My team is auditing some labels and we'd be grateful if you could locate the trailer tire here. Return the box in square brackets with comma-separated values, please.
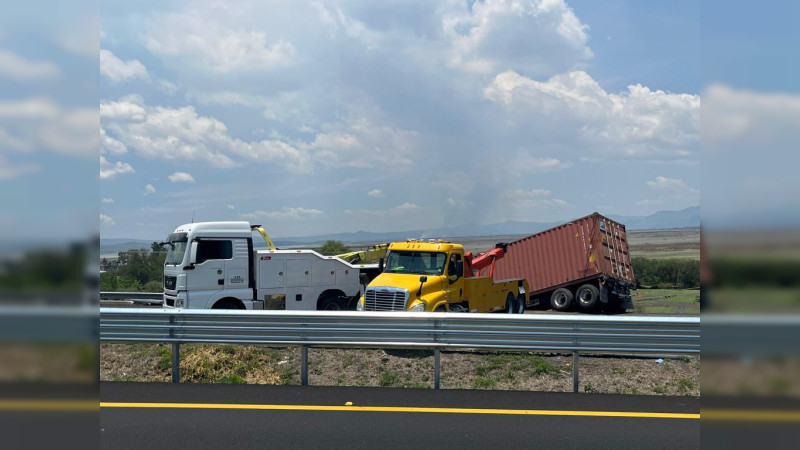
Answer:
[318, 295, 346, 311]
[576, 284, 600, 311]
[550, 288, 573, 312]
[505, 293, 516, 314]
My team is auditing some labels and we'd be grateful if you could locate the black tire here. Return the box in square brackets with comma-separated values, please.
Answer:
[516, 294, 526, 314]
[319, 296, 346, 311]
[576, 284, 600, 311]
[434, 305, 447, 312]
[505, 293, 516, 314]
[550, 288, 573, 312]
[212, 299, 244, 309]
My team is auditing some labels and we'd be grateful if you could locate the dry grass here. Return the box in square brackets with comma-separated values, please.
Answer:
[101, 344, 700, 396]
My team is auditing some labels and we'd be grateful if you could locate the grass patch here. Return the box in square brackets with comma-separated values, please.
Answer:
[677, 378, 696, 394]
[583, 383, 596, 393]
[473, 376, 497, 389]
[180, 345, 282, 384]
[379, 370, 401, 387]
[653, 384, 668, 394]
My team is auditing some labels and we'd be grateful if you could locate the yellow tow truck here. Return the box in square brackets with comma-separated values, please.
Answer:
[357, 240, 529, 313]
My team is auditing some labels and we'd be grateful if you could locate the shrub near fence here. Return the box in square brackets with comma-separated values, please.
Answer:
[631, 257, 700, 289]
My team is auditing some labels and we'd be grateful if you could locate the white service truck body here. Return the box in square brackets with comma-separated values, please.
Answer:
[162, 221, 378, 310]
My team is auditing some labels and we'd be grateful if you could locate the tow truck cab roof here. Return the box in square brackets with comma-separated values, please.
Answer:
[172, 221, 251, 237]
[388, 241, 464, 253]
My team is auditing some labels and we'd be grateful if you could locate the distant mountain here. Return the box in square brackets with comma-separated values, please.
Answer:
[101, 206, 701, 251]
[610, 206, 700, 231]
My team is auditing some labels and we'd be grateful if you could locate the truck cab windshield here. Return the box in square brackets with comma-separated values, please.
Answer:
[384, 251, 447, 275]
[164, 233, 189, 265]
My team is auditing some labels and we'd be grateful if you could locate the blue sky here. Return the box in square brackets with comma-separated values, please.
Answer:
[95, 0, 705, 240]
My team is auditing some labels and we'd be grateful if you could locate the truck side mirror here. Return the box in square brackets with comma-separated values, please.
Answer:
[378, 257, 385, 273]
[189, 241, 199, 265]
[417, 276, 427, 297]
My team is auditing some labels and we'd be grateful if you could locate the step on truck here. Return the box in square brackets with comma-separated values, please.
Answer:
[357, 239, 529, 313]
[482, 212, 636, 313]
[161, 221, 385, 310]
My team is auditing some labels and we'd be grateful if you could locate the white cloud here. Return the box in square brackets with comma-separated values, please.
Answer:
[57, 13, 100, 57]
[240, 207, 324, 221]
[484, 70, 699, 161]
[305, 118, 418, 170]
[100, 96, 147, 121]
[0, 49, 61, 81]
[346, 202, 422, 217]
[442, 0, 592, 75]
[514, 156, 573, 173]
[367, 189, 383, 198]
[100, 49, 149, 83]
[144, 184, 156, 195]
[0, 97, 97, 158]
[101, 128, 127, 155]
[226, 204, 235, 210]
[101, 198, 114, 204]
[168, 171, 196, 183]
[646, 176, 690, 191]
[637, 176, 699, 209]
[100, 156, 135, 180]
[101, 97, 311, 172]
[100, 214, 115, 226]
[144, 5, 295, 74]
[0, 155, 39, 180]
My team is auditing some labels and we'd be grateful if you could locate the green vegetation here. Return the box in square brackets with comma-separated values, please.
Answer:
[101, 249, 166, 292]
[632, 257, 700, 289]
[379, 370, 401, 387]
[316, 240, 351, 256]
[677, 378, 696, 394]
[0, 243, 89, 292]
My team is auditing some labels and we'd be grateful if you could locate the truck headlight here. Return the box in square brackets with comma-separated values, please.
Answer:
[357, 298, 364, 311]
[408, 303, 426, 312]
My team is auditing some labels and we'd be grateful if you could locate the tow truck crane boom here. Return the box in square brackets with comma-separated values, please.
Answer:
[464, 243, 508, 278]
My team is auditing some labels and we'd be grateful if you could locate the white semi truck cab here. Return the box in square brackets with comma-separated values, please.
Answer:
[162, 221, 380, 310]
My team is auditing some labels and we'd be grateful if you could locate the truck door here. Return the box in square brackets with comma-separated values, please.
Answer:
[224, 239, 249, 290]
[445, 252, 465, 304]
[187, 239, 231, 307]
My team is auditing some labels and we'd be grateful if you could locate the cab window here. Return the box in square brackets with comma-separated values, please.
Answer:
[196, 240, 232, 264]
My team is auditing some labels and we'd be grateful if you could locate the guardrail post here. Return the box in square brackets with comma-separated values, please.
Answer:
[572, 351, 579, 393]
[172, 343, 180, 383]
[301, 345, 309, 386]
[434, 349, 441, 389]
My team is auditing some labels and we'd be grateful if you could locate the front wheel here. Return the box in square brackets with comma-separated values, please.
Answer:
[505, 293, 516, 314]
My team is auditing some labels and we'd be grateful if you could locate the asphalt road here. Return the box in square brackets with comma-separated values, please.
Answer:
[101, 382, 699, 449]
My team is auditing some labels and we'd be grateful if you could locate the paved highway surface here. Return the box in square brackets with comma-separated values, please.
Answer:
[101, 382, 699, 449]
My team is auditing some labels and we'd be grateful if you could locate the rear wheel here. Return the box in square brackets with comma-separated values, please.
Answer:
[550, 288, 573, 312]
[434, 305, 447, 312]
[576, 284, 600, 312]
[505, 293, 516, 314]
[319, 295, 346, 311]
[516, 294, 526, 314]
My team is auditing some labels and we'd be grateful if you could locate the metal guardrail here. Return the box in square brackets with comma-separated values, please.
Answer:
[100, 291, 162, 302]
[100, 308, 700, 391]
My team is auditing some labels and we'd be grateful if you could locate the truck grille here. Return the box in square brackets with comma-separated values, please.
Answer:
[164, 275, 176, 290]
[365, 288, 409, 311]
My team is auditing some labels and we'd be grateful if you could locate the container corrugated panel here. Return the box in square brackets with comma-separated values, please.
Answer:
[480, 213, 635, 295]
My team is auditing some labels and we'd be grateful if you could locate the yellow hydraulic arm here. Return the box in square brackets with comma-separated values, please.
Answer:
[336, 244, 389, 264]
[251, 225, 277, 251]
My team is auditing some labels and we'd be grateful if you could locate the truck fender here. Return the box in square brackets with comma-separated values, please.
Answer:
[431, 301, 449, 312]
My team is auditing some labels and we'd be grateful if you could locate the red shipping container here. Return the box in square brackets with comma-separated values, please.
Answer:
[481, 212, 634, 296]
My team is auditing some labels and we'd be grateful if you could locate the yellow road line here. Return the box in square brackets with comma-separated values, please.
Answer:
[0, 400, 99, 411]
[701, 409, 800, 422]
[99, 402, 699, 420]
